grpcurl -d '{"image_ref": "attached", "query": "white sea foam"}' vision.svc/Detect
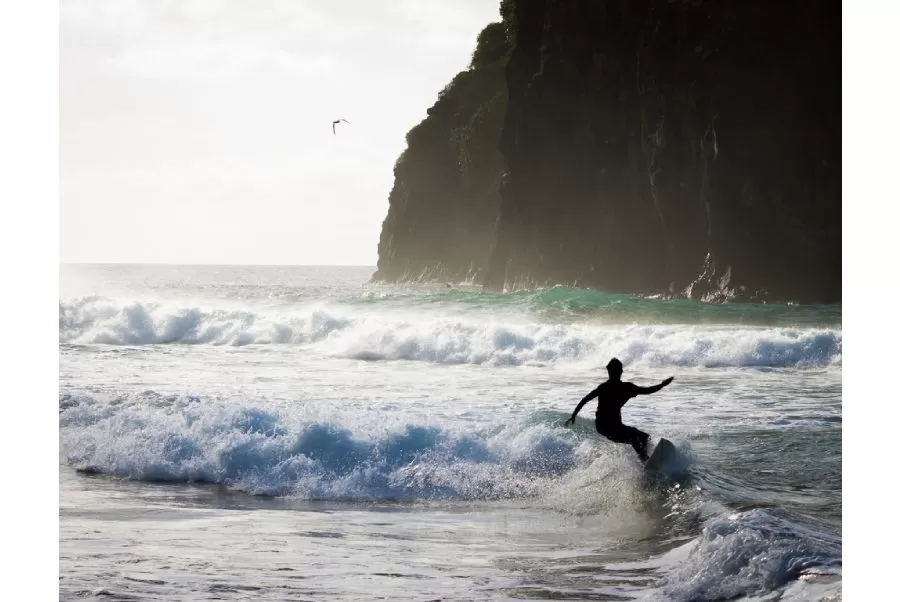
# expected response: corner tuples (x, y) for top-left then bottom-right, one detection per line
(659, 508), (842, 601)
(59, 390), (586, 500)
(60, 297), (841, 369)
(60, 387), (840, 599)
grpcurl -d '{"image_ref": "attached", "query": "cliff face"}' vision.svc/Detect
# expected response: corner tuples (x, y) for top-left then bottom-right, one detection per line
(373, 22), (510, 284)
(376, 0), (840, 303)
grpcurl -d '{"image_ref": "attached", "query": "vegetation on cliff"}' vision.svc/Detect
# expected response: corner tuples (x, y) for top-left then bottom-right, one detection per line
(373, 20), (511, 283)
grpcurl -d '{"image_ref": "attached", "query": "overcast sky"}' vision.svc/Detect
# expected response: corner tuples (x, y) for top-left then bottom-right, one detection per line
(60, 0), (500, 265)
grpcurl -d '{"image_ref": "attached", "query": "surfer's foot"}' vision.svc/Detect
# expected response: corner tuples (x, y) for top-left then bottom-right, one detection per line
(636, 434), (650, 463)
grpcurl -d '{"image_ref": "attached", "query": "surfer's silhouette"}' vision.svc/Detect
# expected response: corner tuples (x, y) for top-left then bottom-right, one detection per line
(565, 358), (673, 462)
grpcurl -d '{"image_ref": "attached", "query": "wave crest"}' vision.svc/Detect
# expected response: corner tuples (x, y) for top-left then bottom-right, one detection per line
(661, 508), (841, 600)
(59, 297), (348, 346)
(59, 390), (581, 499)
(60, 298), (841, 368)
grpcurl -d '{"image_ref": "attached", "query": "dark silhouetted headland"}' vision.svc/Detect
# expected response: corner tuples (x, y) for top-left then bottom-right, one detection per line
(373, 18), (511, 285)
(374, 0), (839, 303)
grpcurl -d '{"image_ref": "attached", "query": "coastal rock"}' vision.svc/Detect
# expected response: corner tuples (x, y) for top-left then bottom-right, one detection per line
(375, 0), (840, 303)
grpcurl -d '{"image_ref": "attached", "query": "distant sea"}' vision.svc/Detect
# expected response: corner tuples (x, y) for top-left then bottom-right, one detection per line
(60, 264), (841, 601)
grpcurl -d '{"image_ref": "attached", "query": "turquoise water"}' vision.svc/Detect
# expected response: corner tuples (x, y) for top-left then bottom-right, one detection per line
(346, 286), (842, 326)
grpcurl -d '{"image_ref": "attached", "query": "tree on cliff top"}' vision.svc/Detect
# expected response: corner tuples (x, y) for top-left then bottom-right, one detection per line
(470, 22), (508, 69)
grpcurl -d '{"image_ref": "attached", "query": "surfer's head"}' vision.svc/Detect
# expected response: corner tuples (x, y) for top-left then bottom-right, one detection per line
(606, 358), (623, 380)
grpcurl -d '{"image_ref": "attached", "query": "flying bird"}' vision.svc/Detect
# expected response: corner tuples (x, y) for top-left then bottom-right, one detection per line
(332, 118), (350, 135)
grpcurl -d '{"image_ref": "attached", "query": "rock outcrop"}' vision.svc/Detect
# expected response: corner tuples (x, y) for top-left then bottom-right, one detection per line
(373, 21), (510, 284)
(375, 0), (840, 303)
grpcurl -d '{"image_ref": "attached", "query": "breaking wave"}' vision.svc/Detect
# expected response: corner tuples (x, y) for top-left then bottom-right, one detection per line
(59, 387), (841, 599)
(659, 508), (841, 601)
(60, 298), (841, 369)
(59, 390), (586, 499)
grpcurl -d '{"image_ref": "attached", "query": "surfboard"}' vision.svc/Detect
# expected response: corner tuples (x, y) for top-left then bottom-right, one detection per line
(644, 438), (678, 473)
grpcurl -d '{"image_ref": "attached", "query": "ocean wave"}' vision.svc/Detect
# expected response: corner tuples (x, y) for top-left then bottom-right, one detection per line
(60, 388), (841, 598)
(59, 297), (349, 346)
(333, 321), (841, 369)
(59, 390), (583, 499)
(660, 508), (841, 601)
(348, 286), (842, 327)
(59, 298), (842, 368)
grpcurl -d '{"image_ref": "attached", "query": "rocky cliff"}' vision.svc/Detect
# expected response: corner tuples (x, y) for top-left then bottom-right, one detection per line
(375, 0), (840, 303)
(373, 21), (510, 284)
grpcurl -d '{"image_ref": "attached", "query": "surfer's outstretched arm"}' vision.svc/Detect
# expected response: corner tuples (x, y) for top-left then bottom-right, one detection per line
(565, 388), (599, 426)
(635, 377), (674, 395)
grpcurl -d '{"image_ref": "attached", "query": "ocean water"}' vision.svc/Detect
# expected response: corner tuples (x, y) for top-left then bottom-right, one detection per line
(59, 265), (842, 601)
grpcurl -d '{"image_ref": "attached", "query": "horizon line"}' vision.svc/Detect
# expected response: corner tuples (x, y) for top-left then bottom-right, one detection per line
(61, 261), (377, 268)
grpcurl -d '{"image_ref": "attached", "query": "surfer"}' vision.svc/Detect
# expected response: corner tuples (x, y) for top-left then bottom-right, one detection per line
(564, 358), (673, 462)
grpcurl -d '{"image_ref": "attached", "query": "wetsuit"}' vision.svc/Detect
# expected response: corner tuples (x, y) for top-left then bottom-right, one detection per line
(569, 380), (664, 462)
(591, 381), (650, 462)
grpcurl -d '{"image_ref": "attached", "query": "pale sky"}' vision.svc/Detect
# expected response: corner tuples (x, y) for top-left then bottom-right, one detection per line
(60, 0), (500, 265)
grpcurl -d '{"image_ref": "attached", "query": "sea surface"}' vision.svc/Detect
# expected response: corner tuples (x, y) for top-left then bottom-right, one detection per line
(59, 264), (842, 601)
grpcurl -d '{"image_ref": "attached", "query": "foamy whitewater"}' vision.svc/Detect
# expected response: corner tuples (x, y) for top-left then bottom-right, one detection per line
(59, 265), (842, 601)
